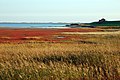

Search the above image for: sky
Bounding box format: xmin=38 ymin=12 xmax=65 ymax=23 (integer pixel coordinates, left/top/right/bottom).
xmin=0 ymin=0 xmax=120 ymax=23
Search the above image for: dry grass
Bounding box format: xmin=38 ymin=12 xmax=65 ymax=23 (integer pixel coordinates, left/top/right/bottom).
xmin=21 ymin=36 xmax=42 ymax=40
xmin=62 ymin=30 xmax=120 ymax=35
xmin=0 ymin=31 xmax=120 ymax=80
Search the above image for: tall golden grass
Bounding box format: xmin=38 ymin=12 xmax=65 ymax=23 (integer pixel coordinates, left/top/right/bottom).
xmin=0 ymin=33 xmax=120 ymax=80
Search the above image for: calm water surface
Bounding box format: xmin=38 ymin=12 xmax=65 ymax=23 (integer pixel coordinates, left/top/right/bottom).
xmin=0 ymin=23 xmax=70 ymax=28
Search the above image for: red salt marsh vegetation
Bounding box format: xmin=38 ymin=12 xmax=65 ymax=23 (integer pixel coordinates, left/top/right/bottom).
xmin=0 ymin=28 xmax=100 ymax=43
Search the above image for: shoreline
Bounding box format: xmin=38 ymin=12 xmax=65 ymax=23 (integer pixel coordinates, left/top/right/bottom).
xmin=0 ymin=26 xmax=71 ymax=29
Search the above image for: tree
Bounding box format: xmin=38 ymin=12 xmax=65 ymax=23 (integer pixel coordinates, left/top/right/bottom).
xmin=99 ymin=18 xmax=106 ymax=23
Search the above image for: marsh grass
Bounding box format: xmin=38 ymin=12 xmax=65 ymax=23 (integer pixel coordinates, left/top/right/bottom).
xmin=0 ymin=33 xmax=120 ymax=80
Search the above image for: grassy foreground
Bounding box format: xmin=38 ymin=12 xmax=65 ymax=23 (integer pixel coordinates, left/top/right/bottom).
xmin=0 ymin=31 xmax=120 ymax=80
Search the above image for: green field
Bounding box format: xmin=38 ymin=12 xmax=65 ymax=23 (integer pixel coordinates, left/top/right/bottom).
xmin=89 ymin=21 xmax=120 ymax=26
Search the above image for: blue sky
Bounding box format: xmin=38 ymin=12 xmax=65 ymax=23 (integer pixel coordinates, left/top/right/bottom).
xmin=0 ymin=0 xmax=120 ymax=22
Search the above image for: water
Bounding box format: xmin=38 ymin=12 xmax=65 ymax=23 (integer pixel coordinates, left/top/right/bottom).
xmin=0 ymin=23 xmax=70 ymax=28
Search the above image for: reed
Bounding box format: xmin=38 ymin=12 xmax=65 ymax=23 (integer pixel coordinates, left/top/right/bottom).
xmin=0 ymin=33 xmax=120 ymax=80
